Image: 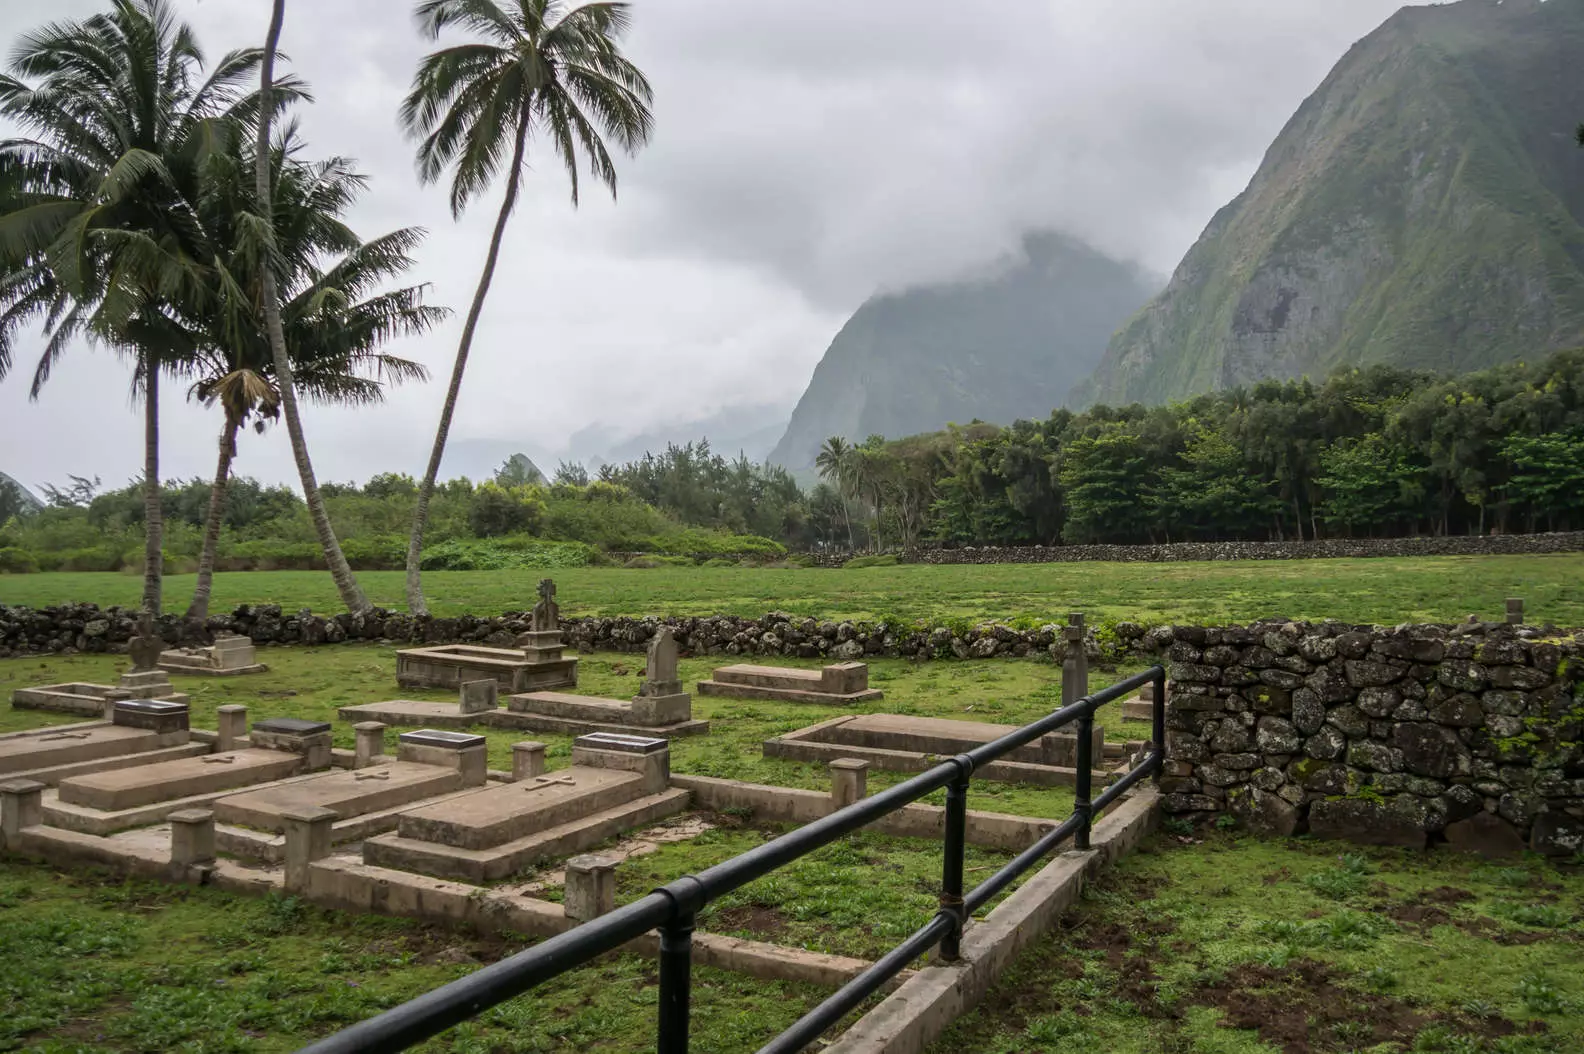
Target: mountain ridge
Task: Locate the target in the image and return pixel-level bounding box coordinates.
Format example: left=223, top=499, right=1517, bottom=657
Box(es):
left=1072, top=0, right=1584, bottom=408
left=770, top=232, right=1157, bottom=469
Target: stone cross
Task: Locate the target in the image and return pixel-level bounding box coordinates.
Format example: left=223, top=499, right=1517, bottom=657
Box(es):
left=531, top=578, right=560, bottom=632
left=523, top=775, right=576, bottom=793
left=127, top=613, right=164, bottom=672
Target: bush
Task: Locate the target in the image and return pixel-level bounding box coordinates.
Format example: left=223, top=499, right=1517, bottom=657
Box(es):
left=35, top=545, right=128, bottom=572
left=419, top=538, right=597, bottom=571
left=843, top=553, right=899, bottom=569
left=0, top=546, right=38, bottom=573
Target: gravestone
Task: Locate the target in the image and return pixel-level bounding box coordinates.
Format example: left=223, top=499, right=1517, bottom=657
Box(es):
left=631, top=628, right=692, bottom=725
left=120, top=613, right=181, bottom=700
left=698, top=662, right=883, bottom=704
left=459, top=679, right=499, bottom=715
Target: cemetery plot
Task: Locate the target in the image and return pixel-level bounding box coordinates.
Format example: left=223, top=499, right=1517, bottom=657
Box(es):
left=0, top=700, right=203, bottom=786
left=697, top=661, right=883, bottom=704
left=363, top=733, right=688, bottom=882
left=210, top=730, right=489, bottom=862
left=764, top=713, right=1111, bottom=787
left=395, top=578, right=578, bottom=692
left=10, top=682, right=126, bottom=717
left=44, top=717, right=333, bottom=834
left=158, top=633, right=268, bottom=676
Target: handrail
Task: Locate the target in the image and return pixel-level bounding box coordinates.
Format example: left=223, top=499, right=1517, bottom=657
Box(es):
left=298, top=665, right=1166, bottom=1054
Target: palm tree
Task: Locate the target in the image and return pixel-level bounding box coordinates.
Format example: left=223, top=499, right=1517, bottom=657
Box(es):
left=184, top=138, right=440, bottom=621
left=247, top=0, right=376, bottom=615
left=0, top=0, right=297, bottom=615
left=815, top=436, right=855, bottom=549
left=399, top=0, right=655, bottom=616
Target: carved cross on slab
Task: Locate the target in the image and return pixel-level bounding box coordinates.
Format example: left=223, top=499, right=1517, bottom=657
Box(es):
left=354, top=770, right=391, bottom=782
left=522, top=775, right=576, bottom=793
left=41, top=732, right=92, bottom=741
left=202, top=755, right=237, bottom=765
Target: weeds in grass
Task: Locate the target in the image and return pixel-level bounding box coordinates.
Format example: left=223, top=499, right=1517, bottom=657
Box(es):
left=1490, top=902, right=1570, bottom=929
left=1472, top=866, right=1535, bottom=888
left=1161, top=816, right=1194, bottom=836
left=1214, top=814, right=1238, bottom=831
left=1413, top=1025, right=1483, bottom=1053
left=1304, top=861, right=1372, bottom=900
left=1254, top=911, right=1385, bottom=951
left=1361, top=965, right=1400, bottom=992
left=259, top=893, right=308, bottom=935
left=1518, top=971, right=1574, bottom=1014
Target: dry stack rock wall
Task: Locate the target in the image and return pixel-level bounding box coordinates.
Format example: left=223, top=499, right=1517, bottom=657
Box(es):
left=1158, top=621, right=1584, bottom=856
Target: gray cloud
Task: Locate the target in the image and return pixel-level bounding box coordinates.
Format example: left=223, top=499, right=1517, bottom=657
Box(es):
left=0, top=0, right=1423, bottom=492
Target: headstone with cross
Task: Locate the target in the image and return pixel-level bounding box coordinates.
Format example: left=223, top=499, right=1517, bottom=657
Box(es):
left=127, top=613, right=165, bottom=672
left=530, top=578, right=560, bottom=633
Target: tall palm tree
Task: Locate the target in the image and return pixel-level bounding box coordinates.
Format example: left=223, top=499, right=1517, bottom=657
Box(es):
left=0, top=0, right=298, bottom=615
left=184, top=137, right=440, bottom=621
left=248, top=0, right=375, bottom=615
left=815, top=436, right=855, bottom=549
left=399, top=0, right=654, bottom=616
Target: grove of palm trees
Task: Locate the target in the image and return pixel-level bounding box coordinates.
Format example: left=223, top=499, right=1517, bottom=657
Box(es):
left=0, top=0, right=656, bottom=619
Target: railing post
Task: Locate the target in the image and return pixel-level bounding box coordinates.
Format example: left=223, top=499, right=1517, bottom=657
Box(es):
left=939, top=762, right=970, bottom=960
left=657, top=912, right=696, bottom=1054
left=1152, top=667, right=1167, bottom=784
left=1074, top=710, right=1094, bottom=850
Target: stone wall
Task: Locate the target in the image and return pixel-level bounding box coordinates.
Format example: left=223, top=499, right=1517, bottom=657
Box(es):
left=1158, top=621, right=1584, bottom=856
left=832, top=530, right=1584, bottom=566
left=0, top=603, right=1141, bottom=661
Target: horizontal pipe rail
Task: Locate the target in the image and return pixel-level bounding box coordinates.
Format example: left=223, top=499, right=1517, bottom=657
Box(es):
left=298, top=666, right=1166, bottom=1054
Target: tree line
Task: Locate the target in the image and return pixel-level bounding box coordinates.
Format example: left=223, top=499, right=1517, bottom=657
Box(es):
left=1, top=0, right=652, bottom=619
left=811, top=352, right=1584, bottom=550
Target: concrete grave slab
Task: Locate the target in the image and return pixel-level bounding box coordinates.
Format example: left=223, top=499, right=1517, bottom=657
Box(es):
left=0, top=723, right=201, bottom=785
left=765, top=714, right=1109, bottom=787
left=12, top=682, right=140, bottom=717
left=57, top=749, right=308, bottom=813
left=159, top=633, right=268, bottom=676
left=336, top=697, right=710, bottom=738
left=698, top=662, right=883, bottom=705
left=396, top=643, right=577, bottom=693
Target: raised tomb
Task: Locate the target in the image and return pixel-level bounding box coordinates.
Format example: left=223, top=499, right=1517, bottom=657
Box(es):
left=395, top=579, right=576, bottom=692
left=764, top=713, right=1110, bottom=787
left=45, top=716, right=335, bottom=835
left=697, top=661, right=883, bottom=705
left=159, top=632, right=267, bottom=676
left=362, top=733, right=688, bottom=882
left=210, top=727, right=490, bottom=862
left=0, top=700, right=204, bottom=786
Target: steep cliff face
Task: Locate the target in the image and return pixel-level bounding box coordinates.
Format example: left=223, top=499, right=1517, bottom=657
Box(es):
left=1074, top=0, right=1584, bottom=408
left=770, top=233, right=1155, bottom=469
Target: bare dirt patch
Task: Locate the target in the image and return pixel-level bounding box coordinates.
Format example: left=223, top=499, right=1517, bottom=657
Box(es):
left=707, top=905, right=790, bottom=938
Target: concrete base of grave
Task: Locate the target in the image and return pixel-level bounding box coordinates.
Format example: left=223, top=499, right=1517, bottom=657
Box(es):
left=396, top=645, right=577, bottom=693
left=337, top=698, right=710, bottom=738
left=2, top=741, right=210, bottom=788
left=12, top=683, right=130, bottom=717
left=158, top=656, right=269, bottom=677
left=764, top=715, right=1110, bottom=788
left=46, top=750, right=314, bottom=834
left=363, top=787, right=691, bottom=882
left=697, top=663, right=883, bottom=705
left=214, top=784, right=488, bottom=864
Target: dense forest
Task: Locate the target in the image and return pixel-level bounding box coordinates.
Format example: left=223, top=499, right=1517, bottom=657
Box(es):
left=5, top=350, right=1583, bottom=575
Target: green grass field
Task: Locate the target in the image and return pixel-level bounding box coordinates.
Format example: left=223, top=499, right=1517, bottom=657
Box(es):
left=3, top=552, right=1583, bottom=626
left=3, top=642, right=1582, bottom=1051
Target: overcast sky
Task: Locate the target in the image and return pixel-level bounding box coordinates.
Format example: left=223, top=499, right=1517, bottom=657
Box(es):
left=0, top=0, right=1427, bottom=496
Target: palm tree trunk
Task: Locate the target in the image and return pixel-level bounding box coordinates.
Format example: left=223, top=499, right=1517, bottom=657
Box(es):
left=141, top=362, right=163, bottom=615
left=256, top=0, right=370, bottom=615
left=404, top=109, right=532, bottom=617
left=187, top=414, right=238, bottom=622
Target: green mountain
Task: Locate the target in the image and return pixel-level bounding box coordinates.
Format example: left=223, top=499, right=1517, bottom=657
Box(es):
left=0, top=470, right=41, bottom=511
left=770, top=233, right=1156, bottom=469
left=1073, top=0, right=1584, bottom=408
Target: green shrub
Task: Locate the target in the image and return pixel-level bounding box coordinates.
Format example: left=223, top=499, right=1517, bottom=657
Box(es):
left=0, top=547, right=38, bottom=573
left=843, top=553, right=899, bottom=569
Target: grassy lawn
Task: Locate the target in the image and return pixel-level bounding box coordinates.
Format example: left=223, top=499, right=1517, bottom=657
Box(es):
left=4, top=644, right=1582, bottom=1051
left=933, top=831, right=1584, bottom=1054
left=3, top=552, right=1582, bottom=626
left=0, top=644, right=1160, bottom=817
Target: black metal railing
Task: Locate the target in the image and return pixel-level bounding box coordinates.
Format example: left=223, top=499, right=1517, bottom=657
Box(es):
left=298, top=666, right=1166, bottom=1054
